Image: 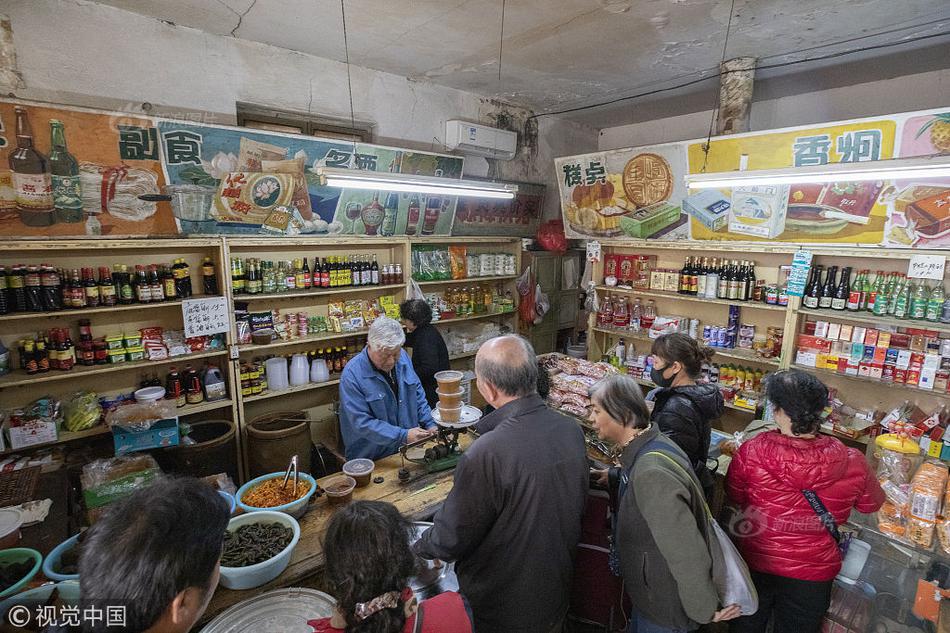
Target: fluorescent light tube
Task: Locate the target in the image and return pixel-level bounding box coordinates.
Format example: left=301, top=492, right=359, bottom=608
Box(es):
left=318, top=167, right=518, bottom=199
left=685, top=155, right=950, bottom=189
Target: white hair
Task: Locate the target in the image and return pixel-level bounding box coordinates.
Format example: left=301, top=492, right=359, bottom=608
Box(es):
left=367, top=316, right=406, bottom=350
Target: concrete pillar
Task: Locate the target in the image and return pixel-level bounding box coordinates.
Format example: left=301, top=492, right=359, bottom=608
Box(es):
left=716, top=56, right=755, bottom=135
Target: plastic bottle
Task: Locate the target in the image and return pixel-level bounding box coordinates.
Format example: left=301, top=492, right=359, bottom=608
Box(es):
left=185, top=365, right=204, bottom=404
left=202, top=257, right=218, bottom=295
left=910, top=282, right=929, bottom=320
left=203, top=364, right=227, bottom=401
left=927, top=284, right=945, bottom=322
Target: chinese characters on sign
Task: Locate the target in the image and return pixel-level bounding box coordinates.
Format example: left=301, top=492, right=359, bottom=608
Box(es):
left=118, top=125, right=159, bottom=160
left=162, top=130, right=203, bottom=165
left=322, top=149, right=378, bottom=170
left=907, top=255, right=946, bottom=281
left=182, top=296, right=230, bottom=338
left=5, top=604, right=127, bottom=629
left=562, top=159, right=608, bottom=187
left=792, top=129, right=883, bottom=166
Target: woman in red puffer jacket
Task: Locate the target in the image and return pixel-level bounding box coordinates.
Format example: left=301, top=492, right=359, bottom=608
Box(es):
left=726, top=370, right=883, bottom=633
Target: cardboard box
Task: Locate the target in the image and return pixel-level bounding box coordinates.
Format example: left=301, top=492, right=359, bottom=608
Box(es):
left=873, top=347, right=888, bottom=364
left=729, top=184, right=789, bottom=238
left=796, top=350, right=818, bottom=367
left=864, top=329, right=879, bottom=346
left=828, top=322, right=842, bottom=341
left=877, top=332, right=892, bottom=349
left=845, top=361, right=860, bottom=376
left=8, top=419, right=58, bottom=450
left=112, top=417, right=180, bottom=455
left=851, top=342, right=865, bottom=362
left=798, top=334, right=832, bottom=353
left=683, top=190, right=730, bottom=231
left=920, top=368, right=937, bottom=390
left=814, top=321, right=830, bottom=338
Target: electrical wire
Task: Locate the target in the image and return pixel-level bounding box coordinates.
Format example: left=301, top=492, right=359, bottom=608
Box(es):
left=702, top=0, right=737, bottom=173
left=526, top=27, right=950, bottom=122
left=340, top=0, right=358, bottom=156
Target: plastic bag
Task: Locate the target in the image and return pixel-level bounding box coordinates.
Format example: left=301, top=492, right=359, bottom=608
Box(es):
left=63, top=391, right=103, bottom=432
left=81, top=455, right=161, bottom=523
left=533, top=283, right=550, bottom=325
left=517, top=268, right=536, bottom=326
left=408, top=279, right=425, bottom=301
left=106, top=400, right=177, bottom=433
left=536, top=219, right=568, bottom=254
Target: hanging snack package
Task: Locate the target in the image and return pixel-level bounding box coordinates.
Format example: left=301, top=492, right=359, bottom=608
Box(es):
left=434, top=248, right=451, bottom=280
left=872, top=433, right=924, bottom=544
left=907, top=460, right=948, bottom=548
left=449, top=246, right=468, bottom=280
left=328, top=302, right=345, bottom=333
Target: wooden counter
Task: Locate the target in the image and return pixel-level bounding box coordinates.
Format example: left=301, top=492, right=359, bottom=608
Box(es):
left=202, top=434, right=472, bottom=623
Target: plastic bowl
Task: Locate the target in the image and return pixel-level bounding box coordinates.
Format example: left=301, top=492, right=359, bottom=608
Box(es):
left=0, top=508, right=23, bottom=550
left=0, top=579, right=80, bottom=620
left=436, top=389, right=464, bottom=409
left=434, top=370, right=463, bottom=392
left=42, top=533, right=82, bottom=582
left=324, top=475, right=357, bottom=506
left=0, top=548, right=42, bottom=598
left=438, top=404, right=462, bottom=423
left=218, top=490, right=237, bottom=515
left=342, top=459, right=375, bottom=488
left=133, top=386, right=166, bottom=403
left=218, top=511, right=300, bottom=591
left=236, top=472, right=318, bottom=519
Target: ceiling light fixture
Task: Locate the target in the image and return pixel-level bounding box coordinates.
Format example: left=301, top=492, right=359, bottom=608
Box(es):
left=685, top=155, right=950, bottom=189
left=318, top=167, right=518, bottom=199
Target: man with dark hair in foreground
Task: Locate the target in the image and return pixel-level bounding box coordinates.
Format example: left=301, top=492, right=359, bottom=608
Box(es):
left=75, top=477, right=229, bottom=633
left=414, top=335, right=588, bottom=633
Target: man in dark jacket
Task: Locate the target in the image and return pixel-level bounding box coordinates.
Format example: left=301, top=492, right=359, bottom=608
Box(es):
left=415, top=335, right=588, bottom=633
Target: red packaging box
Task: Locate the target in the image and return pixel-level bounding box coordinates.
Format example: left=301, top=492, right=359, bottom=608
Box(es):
left=864, top=329, right=879, bottom=346
left=894, top=368, right=908, bottom=384
left=797, top=335, right=832, bottom=353
left=890, top=333, right=911, bottom=349
left=906, top=369, right=921, bottom=386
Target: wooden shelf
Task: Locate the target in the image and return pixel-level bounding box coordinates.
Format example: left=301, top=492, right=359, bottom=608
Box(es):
left=0, top=298, right=205, bottom=322
left=233, top=284, right=404, bottom=302
left=243, top=379, right=341, bottom=403
left=792, top=363, right=950, bottom=402
left=796, top=308, right=950, bottom=334
left=415, top=275, right=517, bottom=286
left=434, top=311, right=515, bottom=325
left=591, top=326, right=781, bottom=367
left=0, top=397, right=234, bottom=456
left=0, top=350, right=229, bottom=390
left=238, top=330, right=367, bottom=354
left=594, top=286, right=787, bottom=312
left=630, top=376, right=755, bottom=415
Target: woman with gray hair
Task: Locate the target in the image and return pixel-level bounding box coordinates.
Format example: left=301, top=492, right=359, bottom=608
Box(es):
left=589, top=374, right=739, bottom=633
left=338, top=316, right=436, bottom=460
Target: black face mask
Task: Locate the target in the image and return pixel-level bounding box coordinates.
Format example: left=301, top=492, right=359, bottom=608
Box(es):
left=650, top=363, right=678, bottom=388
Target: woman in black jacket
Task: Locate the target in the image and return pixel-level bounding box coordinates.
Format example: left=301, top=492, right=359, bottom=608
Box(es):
left=649, top=332, right=723, bottom=499
left=400, top=299, right=450, bottom=408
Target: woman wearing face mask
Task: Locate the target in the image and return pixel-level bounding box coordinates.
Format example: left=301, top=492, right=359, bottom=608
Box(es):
left=648, top=332, right=723, bottom=499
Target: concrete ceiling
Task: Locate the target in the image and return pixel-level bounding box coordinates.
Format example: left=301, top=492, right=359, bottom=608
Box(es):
left=89, top=0, right=950, bottom=127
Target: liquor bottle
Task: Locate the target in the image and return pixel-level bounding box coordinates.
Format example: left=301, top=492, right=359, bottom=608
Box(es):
left=696, top=257, right=708, bottom=297
left=284, top=260, right=296, bottom=291
left=134, top=265, right=151, bottom=303
left=678, top=257, right=691, bottom=294
left=262, top=261, right=277, bottom=294
left=296, top=258, right=309, bottom=289
left=39, top=264, right=61, bottom=312
left=116, top=265, right=134, bottom=305
left=99, top=267, right=116, bottom=307
left=83, top=267, right=100, bottom=307
left=717, top=260, right=729, bottom=299
left=728, top=260, right=742, bottom=300
left=202, top=257, right=218, bottom=295
left=48, top=120, right=83, bottom=223
left=831, top=266, right=850, bottom=310
left=320, top=257, right=330, bottom=289
left=745, top=261, right=756, bottom=302
left=382, top=192, right=399, bottom=236
left=803, top=265, right=823, bottom=309
left=871, top=272, right=890, bottom=316
left=160, top=265, right=175, bottom=300
left=892, top=280, right=911, bottom=319
left=360, top=255, right=371, bottom=286
left=818, top=266, right=837, bottom=309
left=0, top=266, right=8, bottom=315
left=846, top=269, right=863, bottom=311
left=705, top=258, right=719, bottom=299
left=927, top=284, right=945, bottom=322
left=9, top=107, right=54, bottom=227
left=910, top=281, right=929, bottom=320
left=689, top=258, right=699, bottom=296
left=245, top=259, right=258, bottom=295
left=886, top=274, right=904, bottom=316
left=231, top=258, right=245, bottom=295
left=371, top=255, right=380, bottom=285
left=351, top=256, right=361, bottom=287
left=405, top=194, right=420, bottom=236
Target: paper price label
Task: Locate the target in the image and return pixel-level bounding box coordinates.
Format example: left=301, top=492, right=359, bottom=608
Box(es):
left=907, top=255, right=945, bottom=281
left=182, top=296, right=230, bottom=338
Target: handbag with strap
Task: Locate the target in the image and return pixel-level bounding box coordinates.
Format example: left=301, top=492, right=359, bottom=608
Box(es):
left=802, top=488, right=852, bottom=557
left=646, top=450, right=759, bottom=617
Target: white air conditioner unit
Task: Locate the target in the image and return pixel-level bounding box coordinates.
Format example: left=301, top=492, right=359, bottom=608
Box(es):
left=445, top=120, right=517, bottom=160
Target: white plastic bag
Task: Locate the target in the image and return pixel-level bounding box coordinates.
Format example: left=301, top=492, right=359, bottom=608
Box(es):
left=407, top=278, right=425, bottom=301
left=533, top=284, right=550, bottom=325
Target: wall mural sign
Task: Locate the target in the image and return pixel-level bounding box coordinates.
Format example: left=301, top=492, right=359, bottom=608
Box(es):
left=0, top=98, right=465, bottom=238
left=451, top=181, right=545, bottom=237
left=555, top=106, right=950, bottom=249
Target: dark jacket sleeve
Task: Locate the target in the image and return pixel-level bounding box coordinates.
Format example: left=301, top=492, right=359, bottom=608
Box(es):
left=414, top=448, right=499, bottom=562
left=652, top=402, right=702, bottom=467
left=410, top=326, right=450, bottom=405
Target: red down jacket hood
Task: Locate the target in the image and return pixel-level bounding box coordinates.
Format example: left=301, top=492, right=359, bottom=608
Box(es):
left=725, top=431, right=884, bottom=582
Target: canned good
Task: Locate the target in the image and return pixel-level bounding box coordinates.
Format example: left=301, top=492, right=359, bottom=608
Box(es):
left=716, top=327, right=727, bottom=347
left=765, top=284, right=778, bottom=304
left=702, top=325, right=712, bottom=341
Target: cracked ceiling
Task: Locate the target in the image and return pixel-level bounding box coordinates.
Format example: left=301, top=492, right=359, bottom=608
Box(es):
left=86, top=0, right=950, bottom=127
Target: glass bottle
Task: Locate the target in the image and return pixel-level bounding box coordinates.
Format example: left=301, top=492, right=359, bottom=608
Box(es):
left=802, top=264, right=823, bottom=309
left=831, top=266, right=850, bottom=311
left=83, top=267, right=100, bottom=308
left=893, top=279, right=911, bottom=319
left=910, top=281, right=929, bottom=320
left=381, top=192, right=399, bottom=236
left=927, top=284, right=945, bottom=323
left=117, top=265, right=134, bottom=305
left=9, top=107, right=54, bottom=227
left=705, top=258, right=719, bottom=299
left=134, top=265, right=151, bottom=303
left=99, top=267, right=117, bottom=306
left=149, top=265, right=164, bottom=301
left=818, top=266, right=837, bottom=309
left=886, top=274, right=905, bottom=316
left=49, top=119, right=83, bottom=223
left=40, top=264, right=62, bottom=311
left=24, top=265, right=43, bottom=312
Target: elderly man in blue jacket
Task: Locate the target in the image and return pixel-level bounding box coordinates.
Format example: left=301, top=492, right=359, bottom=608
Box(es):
left=339, top=316, right=437, bottom=460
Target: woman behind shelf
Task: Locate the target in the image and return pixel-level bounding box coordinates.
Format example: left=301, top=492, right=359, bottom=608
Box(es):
left=648, top=332, right=723, bottom=499
left=400, top=299, right=450, bottom=408
left=726, top=369, right=884, bottom=633
left=311, top=500, right=473, bottom=633
left=588, top=374, right=740, bottom=633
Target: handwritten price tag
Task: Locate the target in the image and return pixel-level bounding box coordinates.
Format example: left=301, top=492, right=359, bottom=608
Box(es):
left=907, top=255, right=946, bottom=281
left=182, top=297, right=230, bottom=338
